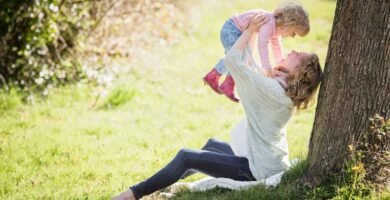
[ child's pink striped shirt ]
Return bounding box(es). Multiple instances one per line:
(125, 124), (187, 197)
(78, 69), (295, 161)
(231, 9), (283, 70)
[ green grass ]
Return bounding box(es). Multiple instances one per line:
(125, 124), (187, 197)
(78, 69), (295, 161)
(3, 0), (385, 199)
(99, 86), (138, 110)
(175, 159), (310, 200)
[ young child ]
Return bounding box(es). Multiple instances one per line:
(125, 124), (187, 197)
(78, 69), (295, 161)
(203, 3), (310, 102)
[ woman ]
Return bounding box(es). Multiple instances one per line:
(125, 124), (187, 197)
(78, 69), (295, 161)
(113, 14), (323, 200)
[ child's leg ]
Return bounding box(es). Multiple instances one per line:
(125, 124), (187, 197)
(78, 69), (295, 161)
(130, 148), (254, 199)
(219, 75), (239, 102)
(215, 20), (242, 102)
(214, 19), (243, 75)
(204, 19), (242, 95)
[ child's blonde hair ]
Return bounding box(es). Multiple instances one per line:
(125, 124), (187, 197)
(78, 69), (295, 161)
(285, 54), (323, 110)
(274, 2), (310, 36)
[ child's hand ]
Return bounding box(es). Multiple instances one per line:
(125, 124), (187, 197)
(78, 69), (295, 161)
(247, 14), (268, 32)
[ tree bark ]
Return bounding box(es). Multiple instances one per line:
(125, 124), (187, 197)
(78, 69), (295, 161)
(304, 0), (390, 186)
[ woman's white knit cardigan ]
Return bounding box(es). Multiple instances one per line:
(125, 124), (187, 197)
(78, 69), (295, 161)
(226, 48), (294, 179)
(175, 48), (295, 192)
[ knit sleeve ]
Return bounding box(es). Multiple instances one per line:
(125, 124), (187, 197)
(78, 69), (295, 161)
(223, 49), (289, 108)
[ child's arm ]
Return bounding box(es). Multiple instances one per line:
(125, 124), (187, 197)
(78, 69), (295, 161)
(246, 32), (257, 66)
(257, 23), (273, 75)
(270, 35), (284, 64)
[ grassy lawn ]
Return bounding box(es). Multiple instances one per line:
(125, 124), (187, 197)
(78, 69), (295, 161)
(0, 0), (337, 199)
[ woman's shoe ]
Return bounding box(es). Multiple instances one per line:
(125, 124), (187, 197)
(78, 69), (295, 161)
(219, 75), (239, 103)
(203, 69), (222, 94)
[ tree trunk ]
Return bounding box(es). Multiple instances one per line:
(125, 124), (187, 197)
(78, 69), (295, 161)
(304, 0), (390, 186)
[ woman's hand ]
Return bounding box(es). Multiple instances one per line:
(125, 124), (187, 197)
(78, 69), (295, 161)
(272, 68), (289, 79)
(247, 14), (268, 33)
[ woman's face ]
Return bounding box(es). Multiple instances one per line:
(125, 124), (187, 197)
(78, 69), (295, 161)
(278, 50), (310, 74)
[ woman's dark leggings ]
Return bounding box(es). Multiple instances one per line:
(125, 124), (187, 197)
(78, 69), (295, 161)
(129, 138), (255, 199)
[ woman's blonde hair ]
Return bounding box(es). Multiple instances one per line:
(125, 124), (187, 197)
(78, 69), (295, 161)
(274, 2), (310, 36)
(285, 54), (323, 110)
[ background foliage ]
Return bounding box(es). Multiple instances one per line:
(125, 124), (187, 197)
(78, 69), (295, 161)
(0, 0), (88, 93)
(0, 0), (183, 98)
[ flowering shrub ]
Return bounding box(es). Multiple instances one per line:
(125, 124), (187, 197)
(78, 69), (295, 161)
(0, 0), (183, 96)
(0, 0), (89, 94)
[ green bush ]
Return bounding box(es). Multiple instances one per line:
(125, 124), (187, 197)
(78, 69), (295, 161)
(0, 0), (183, 97)
(0, 0), (90, 93)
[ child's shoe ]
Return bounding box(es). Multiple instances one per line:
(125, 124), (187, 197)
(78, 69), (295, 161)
(203, 69), (222, 94)
(219, 75), (239, 103)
